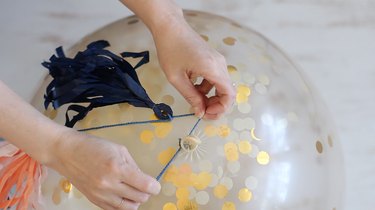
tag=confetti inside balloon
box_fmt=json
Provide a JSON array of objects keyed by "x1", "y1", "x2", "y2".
[{"x1": 29, "y1": 10, "x2": 344, "y2": 210}]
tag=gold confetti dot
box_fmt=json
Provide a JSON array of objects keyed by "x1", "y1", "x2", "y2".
[
  {"x1": 251, "y1": 128, "x2": 261, "y2": 141},
  {"x1": 214, "y1": 184, "x2": 228, "y2": 199},
  {"x1": 176, "y1": 188, "x2": 190, "y2": 200},
  {"x1": 140, "y1": 130, "x2": 154, "y2": 144},
  {"x1": 316, "y1": 140, "x2": 323, "y2": 154},
  {"x1": 177, "y1": 199, "x2": 198, "y2": 210},
  {"x1": 236, "y1": 84, "x2": 251, "y2": 104},
  {"x1": 237, "y1": 84, "x2": 251, "y2": 96},
  {"x1": 59, "y1": 178, "x2": 72, "y2": 193},
  {"x1": 155, "y1": 123, "x2": 173, "y2": 139},
  {"x1": 174, "y1": 173, "x2": 193, "y2": 188},
  {"x1": 224, "y1": 142, "x2": 239, "y2": 162},
  {"x1": 223, "y1": 37, "x2": 237, "y2": 45},
  {"x1": 222, "y1": 201, "x2": 236, "y2": 210},
  {"x1": 200, "y1": 34, "x2": 209, "y2": 41},
  {"x1": 238, "y1": 188, "x2": 252, "y2": 202},
  {"x1": 236, "y1": 93, "x2": 249, "y2": 103},
  {"x1": 43, "y1": 107, "x2": 57, "y2": 120},
  {"x1": 218, "y1": 125, "x2": 231, "y2": 138},
  {"x1": 163, "y1": 165, "x2": 178, "y2": 182},
  {"x1": 257, "y1": 151, "x2": 270, "y2": 165},
  {"x1": 150, "y1": 114, "x2": 163, "y2": 126},
  {"x1": 163, "y1": 202, "x2": 177, "y2": 210},
  {"x1": 179, "y1": 163, "x2": 193, "y2": 174},
  {"x1": 227, "y1": 65, "x2": 237, "y2": 73},
  {"x1": 158, "y1": 147, "x2": 176, "y2": 165},
  {"x1": 238, "y1": 141, "x2": 252, "y2": 154},
  {"x1": 168, "y1": 164, "x2": 194, "y2": 188},
  {"x1": 191, "y1": 172, "x2": 212, "y2": 190},
  {"x1": 162, "y1": 95, "x2": 175, "y2": 105}
]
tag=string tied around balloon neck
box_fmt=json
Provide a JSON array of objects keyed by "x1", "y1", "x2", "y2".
[
  {"x1": 156, "y1": 117, "x2": 202, "y2": 181},
  {"x1": 42, "y1": 40, "x2": 173, "y2": 128}
]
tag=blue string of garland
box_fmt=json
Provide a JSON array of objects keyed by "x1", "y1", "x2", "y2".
[
  {"x1": 77, "y1": 113, "x2": 202, "y2": 181},
  {"x1": 77, "y1": 113, "x2": 194, "y2": 132}
]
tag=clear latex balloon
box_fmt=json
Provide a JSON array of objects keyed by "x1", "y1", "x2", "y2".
[{"x1": 31, "y1": 10, "x2": 344, "y2": 210}]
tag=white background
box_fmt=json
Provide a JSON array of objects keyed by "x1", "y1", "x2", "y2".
[{"x1": 0, "y1": 0, "x2": 374, "y2": 209}]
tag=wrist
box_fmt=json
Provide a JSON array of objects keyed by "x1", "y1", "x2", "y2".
[
  {"x1": 147, "y1": 5, "x2": 184, "y2": 35},
  {"x1": 121, "y1": 0, "x2": 184, "y2": 34},
  {"x1": 42, "y1": 126, "x2": 79, "y2": 169}
]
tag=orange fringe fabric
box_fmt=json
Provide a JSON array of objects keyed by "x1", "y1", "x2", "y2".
[{"x1": 0, "y1": 142, "x2": 45, "y2": 210}]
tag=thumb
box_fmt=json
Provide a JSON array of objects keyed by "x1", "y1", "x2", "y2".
[
  {"x1": 122, "y1": 166, "x2": 161, "y2": 195},
  {"x1": 168, "y1": 74, "x2": 206, "y2": 117}
]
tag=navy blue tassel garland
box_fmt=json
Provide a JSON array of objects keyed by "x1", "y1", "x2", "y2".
[{"x1": 42, "y1": 40, "x2": 173, "y2": 128}]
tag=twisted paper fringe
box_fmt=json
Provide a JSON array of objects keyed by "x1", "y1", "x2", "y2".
[
  {"x1": 0, "y1": 142, "x2": 45, "y2": 210},
  {"x1": 43, "y1": 40, "x2": 173, "y2": 128}
]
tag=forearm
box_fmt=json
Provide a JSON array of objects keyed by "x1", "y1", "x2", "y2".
[
  {"x1": 119, "y1": 0, "x2": 184, "y2": 35},
  {"x1": 0, "y1": 80, "x2": 69, "y2": 164}
]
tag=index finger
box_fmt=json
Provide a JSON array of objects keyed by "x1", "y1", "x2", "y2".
[{"x1": 203, "y1": 68, "x2": 235, "y2": 118}]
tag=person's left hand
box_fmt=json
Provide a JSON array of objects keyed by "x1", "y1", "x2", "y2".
[{"x1": 151, "y1": 16, "x2": 235, "y2": 120}]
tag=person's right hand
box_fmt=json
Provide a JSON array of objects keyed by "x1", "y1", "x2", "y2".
[{"x1": 47, "y1": 129, "x2": 160, "y2": 210}]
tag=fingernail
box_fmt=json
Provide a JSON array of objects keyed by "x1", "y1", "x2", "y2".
[
  {"x1": 194, "y1": 107, "x2": 205, "y2": 119},
  {"x1": 149, "y1": 180, "x2": 161, "y2": 195}
]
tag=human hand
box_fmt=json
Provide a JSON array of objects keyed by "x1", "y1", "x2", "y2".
[
  {"x1": 47, "y1": 130, "x2": 160, "y2": 210},
  {"x1": 151, "y1": 16, "x2": 235, "y2": 120}
]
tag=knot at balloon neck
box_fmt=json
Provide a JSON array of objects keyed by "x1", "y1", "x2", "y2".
[{"x1": 180, "y1": 135, "x2": 202, "y2": 152}]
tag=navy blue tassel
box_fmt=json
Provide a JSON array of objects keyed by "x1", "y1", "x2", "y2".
[{"x1": 42, "y1": 40, "x2": 173, "y2": 128}]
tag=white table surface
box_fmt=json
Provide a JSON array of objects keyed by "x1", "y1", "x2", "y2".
[{"x1": 1, "y1": 0, "x2": 374, "y2": 209}]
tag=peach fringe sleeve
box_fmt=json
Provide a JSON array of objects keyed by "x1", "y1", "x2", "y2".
[{"x1": 0, "y1": 141, "x2": 46, "y2": 210}]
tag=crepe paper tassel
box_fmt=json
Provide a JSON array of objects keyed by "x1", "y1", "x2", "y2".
[
  {"x1": 0, "y1": 142, "x2": 46, "y2": 210},
  {"x1": 42, "y1": 40, "x2": 173, "y2": 128}
]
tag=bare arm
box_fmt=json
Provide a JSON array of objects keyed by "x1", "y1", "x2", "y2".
[
  {"x1": 0, "y1": 80, "x2": 65, "y2": 164},
  {"x1": 0, "y1": 1, "x2": 234, "y2": 210},
  {"x1": 120, "y1": 0, "x2": 235, "y2": 119}
]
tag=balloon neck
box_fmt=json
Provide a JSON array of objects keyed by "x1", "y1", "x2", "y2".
[{"x1": 180, "y1": 135, "x2": 202, "y2": 152}]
